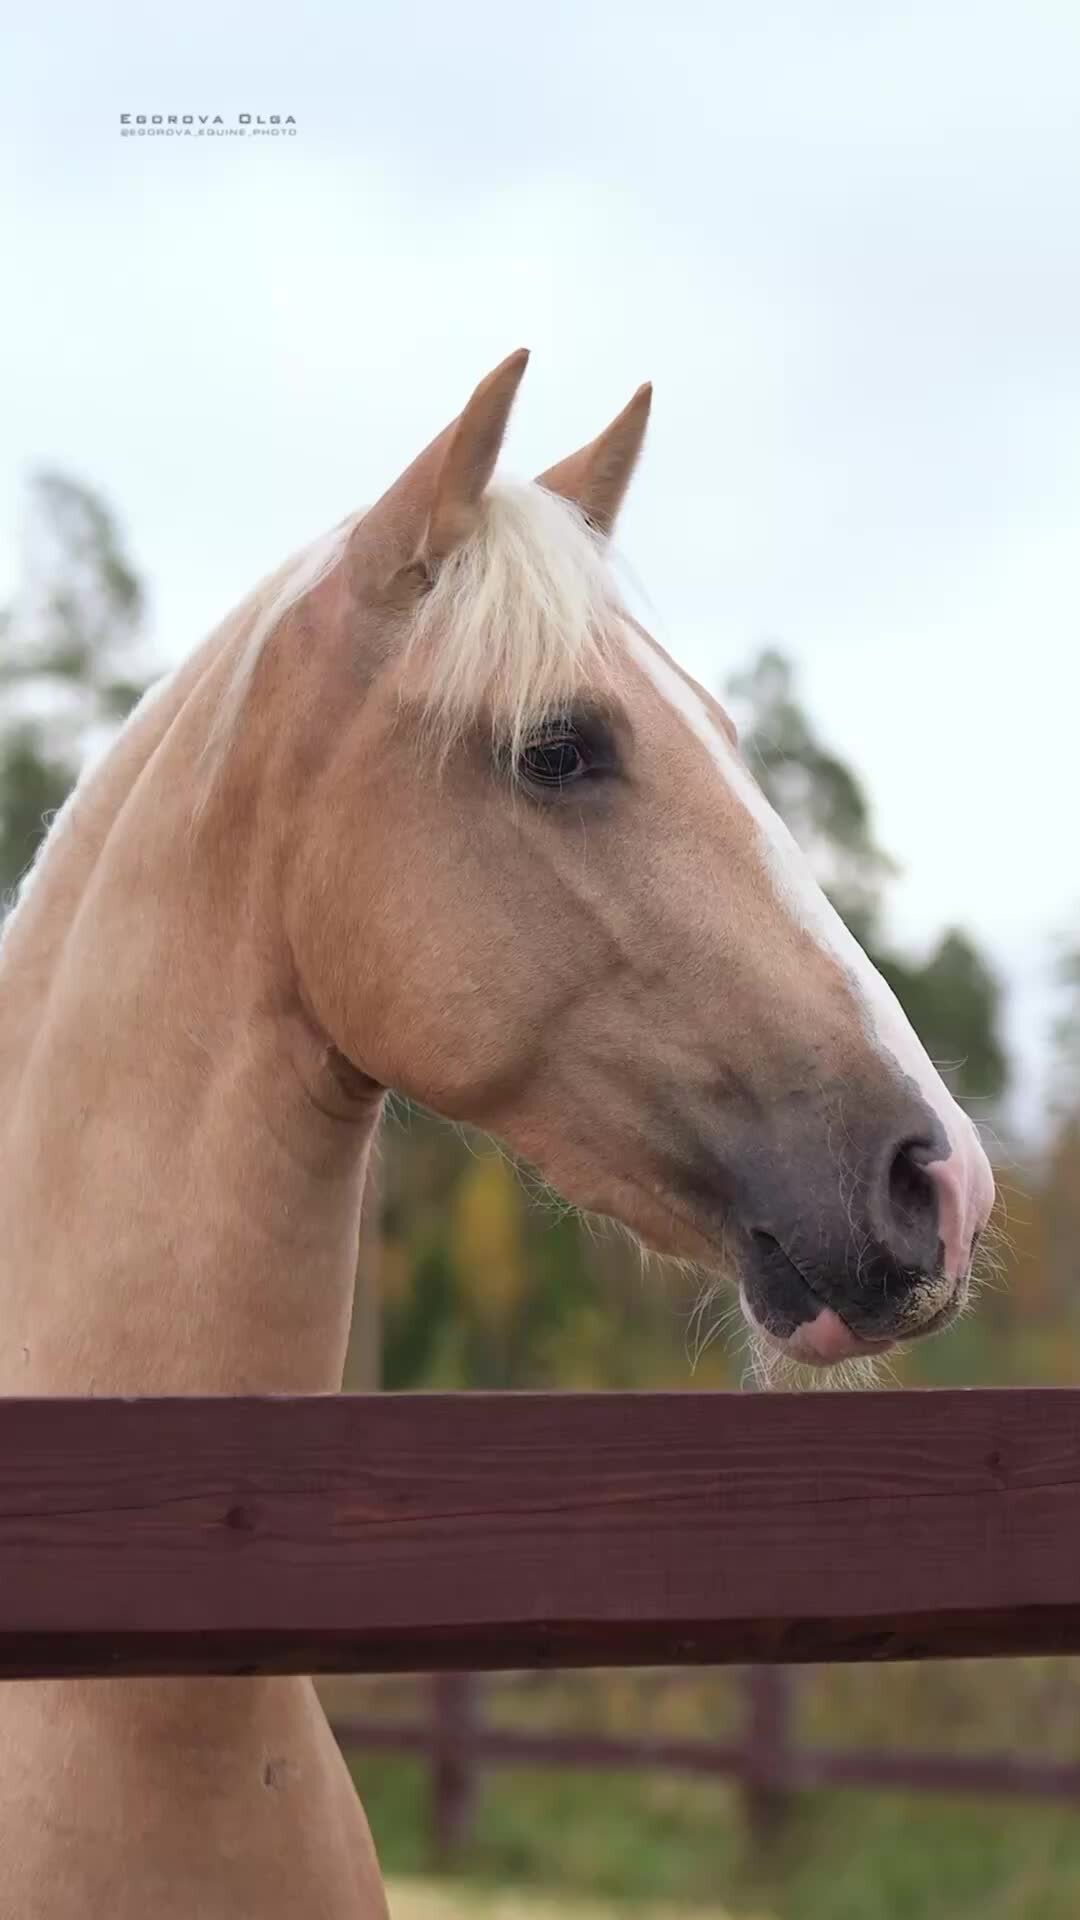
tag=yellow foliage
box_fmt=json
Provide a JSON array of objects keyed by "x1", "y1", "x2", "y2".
[{"x1": 450, "y1": 1154, "x2": 527, "y2": 1330}]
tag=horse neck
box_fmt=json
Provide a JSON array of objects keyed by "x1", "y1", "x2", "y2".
[{"x1": 0, "y1": 618, "x2": 379, "y2": 1398}]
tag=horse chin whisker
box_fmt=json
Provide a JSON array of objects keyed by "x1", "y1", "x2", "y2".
[{"x1": 744, "y1": 1322, "x2": 886, "y2": 1393}]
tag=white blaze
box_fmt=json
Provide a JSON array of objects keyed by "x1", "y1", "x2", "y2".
[{"x1": 626, "y1": 630, "x2": 994, "y2": 1265}]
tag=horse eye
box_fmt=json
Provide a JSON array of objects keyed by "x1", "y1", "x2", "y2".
[
  {"x1": 507, "y1": 714, "x2": 616, "y2": 794},
  {"x1": 514, "y1": 722, "x2": 601, "y2": 791},
  {"x1": 518, "y1": 732, "x2": 588, "y2": 787}
]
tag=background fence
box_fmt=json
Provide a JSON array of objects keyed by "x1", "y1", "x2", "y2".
[{"x1": 334, "y1": 1665, "x2": 1080, "y2": 1864}]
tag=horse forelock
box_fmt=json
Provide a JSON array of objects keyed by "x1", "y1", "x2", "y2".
[
  {"x1": 196, "y1": 479, "x2": 630, "y2": 806},
  {"x1": 403, "y1": 481, "x2": 628, "y2": 757}
]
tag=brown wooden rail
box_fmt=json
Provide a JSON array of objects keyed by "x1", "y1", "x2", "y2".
[
  {"x1": 1, "y1": 1388, "x2": 1079, "y2": 1679},
  {"x1": 340, "y1": 1716, "x2": 1080, "y2": 1805},
  {"x1": 334, "y1": 1675, "x2": 1080, "y2": 1863}
]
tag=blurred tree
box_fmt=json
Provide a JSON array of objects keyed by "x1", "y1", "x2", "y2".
[
  {"x1": 0, "y1": 727, "x2": 74, "y2": 901},
  {"x1": 1041, "y1": 1113, "x2": 1080, "y2": 1319},
  {"x1": 726, "y1": 648, "x2": 895, "y2": 943},
  {"x1": 452, "y1": 1154, "x2": 526, "y2": 1335},
  {"x1": 727, "y1": 647, "x2": 1008, "y2": 1106},
  {"x1": 1049, "y1": 933, "x2": 1080, "y2": 1122},
  {"x1": 1033, "y1": 931, "x2": 1080, "y2": 1326},
  {"x1": 0, "y1": 472, "x2": 149, "y2": 899},
  {"x1": 876, "y1": 932, "x2": 1007, "y2": 1107}
]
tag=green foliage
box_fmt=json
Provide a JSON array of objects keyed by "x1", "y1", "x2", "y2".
[
  {"x1": 1040, "y1": 1114, "x2": 1080, "y2": 1314},
  {"x1": 0, "y1": 472, "x2": 150, "y2": 899},
  {"x1": 0, "y1": 726, "x2": 73, "y2": 905},
  {"x1": 376, "y1": 1109, "x2": 638, "y2": 1393},
  {"x1": 1049, "y1": 936, "x2": 1080, "y2": 1122},
  {"x1": 382, "y1": 1234, "x2": 458, "y2": 1390},
  {"x1": 877, "y1": 928, "x2": 1008, "y2": 1104},
  {"x1": 354, "y1": 1750, "x2": 1080, "y2": 1918}
]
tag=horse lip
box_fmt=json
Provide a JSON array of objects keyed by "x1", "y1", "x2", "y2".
[
  {"x1": 742, "y1": 1229, "x2": 959, "y2": 1349},
  {"x1": 744, "y1": 1230, "x2": 831, "y2": 1324}
]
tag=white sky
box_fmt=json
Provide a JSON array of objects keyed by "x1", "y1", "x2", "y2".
[{"x1": 3, "y1": 2, "x2": 1078, "y2": 1148}]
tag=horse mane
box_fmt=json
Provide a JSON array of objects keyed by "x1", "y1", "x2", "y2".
[
  {"x1": 197, "y1": 511, "x2": 360, "y2": 792},
  {"x1": 199, "y1": 479, "x2": 626, "y2": 799}
]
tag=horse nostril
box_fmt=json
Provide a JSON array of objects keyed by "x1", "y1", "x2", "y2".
[{"x1": 886, "y1": 1139, "x2": 938, "y2": 1237}]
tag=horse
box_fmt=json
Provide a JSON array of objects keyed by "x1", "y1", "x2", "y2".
[{"x1": 0, "y1": 351, "x2": 994, "y2": 1916}]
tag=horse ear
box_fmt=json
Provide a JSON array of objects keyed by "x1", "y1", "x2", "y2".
[
  {"x1": 357, "y1": 350, "x2": 530, "y2": 590},
  {"x1": 536, "y1": 383, "x2": 652, "y2": 538}
]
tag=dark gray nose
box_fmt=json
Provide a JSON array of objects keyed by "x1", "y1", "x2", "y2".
[
  {"x1": 868, "y1": 1132, "x2": 948, "y2": 1276},
  {"x1": 734, "y1": 1104, "x2": 955, "y2": 1342}
]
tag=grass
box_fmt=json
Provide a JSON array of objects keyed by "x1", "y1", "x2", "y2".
[
  {"x1": 336, "y1": 1657, "x2": 1080, "y2": 1919},
  {"x1": 351, "y1": 1734, "x2": 1080, "y2": 1920}
]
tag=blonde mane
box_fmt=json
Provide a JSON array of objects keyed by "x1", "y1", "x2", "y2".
[
  {"x1": 200, "y1": 479, "x2": 627, "y2": 795},
  {"x1": 197, "y1": 511, "x2": 359, "y2": 790}
]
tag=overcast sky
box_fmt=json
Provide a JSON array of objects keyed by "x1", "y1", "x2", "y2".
[{"x1": 3, "y1": 2, "x2": 1078, "y2": 1146}]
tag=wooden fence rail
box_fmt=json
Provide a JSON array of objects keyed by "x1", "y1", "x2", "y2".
[{"x1": 2, "y1": 1388, "x2": 1080, "y2": 1679}]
